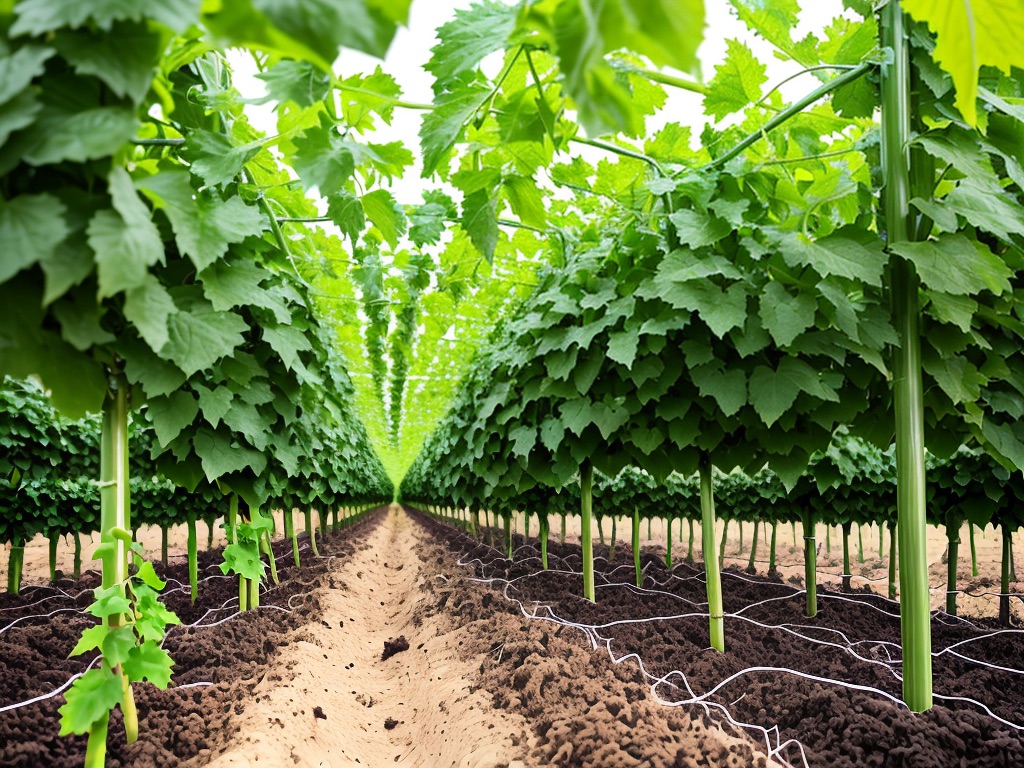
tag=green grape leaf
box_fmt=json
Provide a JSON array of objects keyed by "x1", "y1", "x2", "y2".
[
  {"x1": 668, "y1": 209, "x2": 732, "y2": 249},
  {"x1": 89, "y1": 168, "x2": 164, "y2": 298},
  {"x1": 0, "y1": 193, "x2": 70, "y2": 284},
  {"x1": 12, "y1": 0, "x2": 199, "y2": 35},
  {"x1": 0, "y1": 45, "x2": 54, "y2": 103},
  {"x1": 58, "y1": 667, "x2": 123, "y2": 736},
  {"x1": 658, "y1": 280, "x2": 749, "y2": 338},
  {"x1": 607, "y1": 328, "x2": 640, "y2": 368},
  {"x1": 133, "y1": 587, "x2": 180, "y2": 641},
  {"x1": 749, "y1": 357, "x2": 839, "y2": 427},
  {"x1": 193, "y1": 428, "x2": 268, "y2": 480},
  {"x1": 509, "y1": 424, "x2": 536, "y2": 458},
  {"x1": 133, "y1": 559, "x2": 166, "y2": 590},
  {"x1": 461, "y1": 188, "x2": 498, "y2": 261},
  {"x1": 160, "y1": 290, "x2": 248, "y2": 376},
  {"x1": 0, "y1": 89, "x2": 42, "y2": 147},
  {"x1": 101, "y1": 625, "x2": 137, "y2": 666},
  {"x1": 943, "y1": 176, "x2": 1024, "y2": 244},
  {"x1": 902, "y1": 0, "x2": 1024, "y2": 126},
  {"x1": 138, "y1": 171, "x2": 264, "y2": 272},
  {"x1": 87, "y1": 585, "x2": 131, "y2": 619},
  {"x1": 889, "y1": 234, "x2": 1012, "y2": 296},
  {"x1": 362, "y1": 189, "x2": 406, "y2": 248},
  {"x1": 69, "y1": 623, "x2": 109, "y2": 657},
  {"x1": 427, "y1": 0, "x2": 518, "y2": 86},
  {"x1": 690, "y1": 365, "x2": 746, "y2": 417},
  {"x1": 251, "y1": 0, "x2": 399, "y2": 62},
  {"x1": 703, "y1": 39, "x2": 767, "y2": 120},
  {"x1": 408, "y1": 202, "x2": 448, "y2": 246},
  {"x1": 291, "y1": 120, "x2": 356, "y2": 196},
  {"x1": 420, "y1": 77, "x2": 490, "y2": 177},
  {"x1": 194, "y1": 384, "x2": 234, "y2": 428},
  {"x1": 122, "y1": 641, "x2": 174, "y2": 688},
  {"x1": 55, "y1": 23, "x2": 162, "y2": 104},
  {"x1": 124, "y1": 274, "x2": 177, "y2": 353},
  {"x1": 181, "y1": 130, "x2": 262, "y2": 188},
  {"x1": 262, "y1": 323, "x2": 313, "y2": 375},
  {"x1": 503, "y1": 175, "x2": 547, "y2": 228},
  {"x1": 148, "y1": 391, "x2": 199, "y2": 447},
  {"x1": 220, "y1": 540, "x2": 265, "y2": 579},
  {"x1": 23, "y1": 107, "x2": 137, "y2": 166},
  {"x1": 256, "y1": 59, "x2": 331, "y2": 107},
  {"x1": 759, "y1": 282, "x2": 816, "y2": 347},
  {"x1": 788, "y1": 230, "x2": 887, "y2": 286},
  {"x1": 326, "y1": 191, "x2": 366, "y2": 244}
]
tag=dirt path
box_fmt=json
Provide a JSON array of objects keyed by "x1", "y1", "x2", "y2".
[{"x1": 199, "y1": 505, "x2": 528, "y2": 768}]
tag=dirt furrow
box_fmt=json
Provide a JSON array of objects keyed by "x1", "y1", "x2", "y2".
[{"x1": 200, "y1": 505, "x2": 528, "y2": 768}]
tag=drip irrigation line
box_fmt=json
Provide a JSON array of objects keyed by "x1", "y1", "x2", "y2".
[
  {"x1": 435, "y1": 516, "x2": 1024, "y2": 758},
  {"x1": 0, "y1": 657, "x2": 100, "y2": 714}
]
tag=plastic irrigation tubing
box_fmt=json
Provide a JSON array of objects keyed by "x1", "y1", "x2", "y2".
[{"x1": 444, "y1": 520, "x2": 1024, "y2": 747}]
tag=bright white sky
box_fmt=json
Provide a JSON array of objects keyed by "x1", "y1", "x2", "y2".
[{"x1": 231, "y1": 0, "x2": 850, "y2": 203}]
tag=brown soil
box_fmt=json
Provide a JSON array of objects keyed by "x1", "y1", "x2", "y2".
[
  {"x1": 430, "y1": 509, "x2": 1024, "y2": 767},
  {"x1": 0, "y1": 512, "x2": 383, "y2": 767}
]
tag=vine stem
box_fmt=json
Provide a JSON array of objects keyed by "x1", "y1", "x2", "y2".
[{"x1": 704, "y1": 61, "x2": 873, "y2": 171}]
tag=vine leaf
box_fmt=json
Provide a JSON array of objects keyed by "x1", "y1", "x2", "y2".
[
  {"x1": 889, "y1": 234, "x2": 1012, "y2": 296},
  {"x1": 703, "y1": 39, "x2": 767, "y2": 120},
  {"x1": 0, "y1": 193, "x2": 69, "y2": 284},
  {"x1": 461, "y1": 188, "x2": 499, "y2": 261},
  {"x1": 902, "y1": 0, "x2": 1024, "y2": 126},
  {"x1": 124, "y1": 275, "x2": 177, "y2": 353},
  {"x1": 57, "y1": 668, "x2": 123, "y2": 736},
  {"x1": 138, "y1": 171, "x2": 264, "y2": 273},
  {"x1": 123, "y1": 642, "x2": 174, "y2": 688},
  {"x1": 148, "y1": 391, "x2": 200, "y2": 447},
  {"x1": 256, "y1": 59, "x2": 331, "y2": 107},
  {"x1": 160, "y1": 289, "x2": 248, "y2": 376},
  {"x1": 426, "y1": 0, "x2": 519, "y2": 87},
  {"x1": 89, "y1": 168, "x2": 164, "y2": 299},
  {"x1": 420, "y1": 76, "x2": 491, "y2": 177}
]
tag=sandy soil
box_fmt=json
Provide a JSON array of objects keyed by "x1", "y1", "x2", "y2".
[
  {"x1": 498, "y1": 512, "x2": 1023, "y2": 621},
  {"x1": 199, "y1": 505, "x2": 530, "y2": 768}
]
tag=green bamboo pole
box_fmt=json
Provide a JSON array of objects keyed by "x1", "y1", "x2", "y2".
[
  {"x1": 580, "y1": 461, "x2": 595, "y2": 602},
  {"x1": 665, "y1": 516, "x2": 673, "y2": 568},
  {"x1": 826, "y1": 525, "x2": 832, "y2": 556},
  {"x1": 768, "y1": 521, "x2": 778, "y2": 574},
  {"x1": 610, "y1": 515, "x2": 617, "y2": 560},
  {"x1": 560, "y1": 513, "x2": 566, "y2": 544},
  {"x1": 842, "y1": 522, "x2": 852, "y2": 592},
  {"x1": 945, "y1": 510, "x2": 960, "y2": 615},
  {"x1": 792, "y1": 520, "x2": 798, "y2": 553},
  {"x1": 699, "y1": 454, "x2": 724, "y2": 652},
  {"x1": 879, "y1": 523, "x2": 884, "y2": 559},
  {"x1": 7, "y1": 536, "x2": 23, "y2": 594},
  {"x1": 597, "y1": 515, "x2": 605, "y2": 548},
  {"x1": 858, "y1": 523, "x2": 865, "y2": 563},
  {"x1": 306, "y1": 509, "x2": 320, "y2": 557},
  {"x1": 539, "y1": 514, "x2": 549, "y2": 569},
  {"x1": 48, "y1": 531, "x2": 59, "y2": 582},
  {"x1": 632, "y1": 505, "x2": 642, "y2": 588},
  {"x1": 284, "y1": 509, "x2": 300, "y2": 567},
  {"x1": 687, "y1": 518, "x2": 695, "y2": 563},
  {"x1": 719, "y1": 518, "x2": 729, "y2": 561},
  {"x1": 227, "y1": 494, "x2": 238, "y2": 545},
  {"x1": 261, "y1": 530, "x2": 279, "y2": 585},
  {"x1": 882, "y1": 0, "x2": 931, "y2": 712},
  {"x1": 647, "y1": 517, "x2": 652, "y2": 540},
  {"x1": 747, "y1": 518, "x2": 759, "y2": 574},
  {"x1": 970, "y1": 523, "x2": 978, "y2": 576},
  {"x1": 738, "y1": 520, "x2": 744, "y2": 555},
  {"x1": 888, "y1": 522, "x2": 898, "y2": 601},
  {"x1": 94, "y1": 370, "x2": 138, "y2": 762},
  {"x1": 207, "y1": 517, "x2": 215, "y2": 549},
  {"x1": 803, "y1": 510, "x2": 817, "y2": 617},
  {"x1": 160, "y1": 526, "x2": 169, "y2": 566},
  {"x1": 73, "y1": 532, "x2": 82, "y2": 580},
  {"x1": 187, "y1": 517, "x2": 198, "y2": 604},
  {"x1": 1000, "y1": 523, "x2": 1011, "y2": 627},
  {"x1": 504, "y1": 513, "x2": 512, "y2": 559}
]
